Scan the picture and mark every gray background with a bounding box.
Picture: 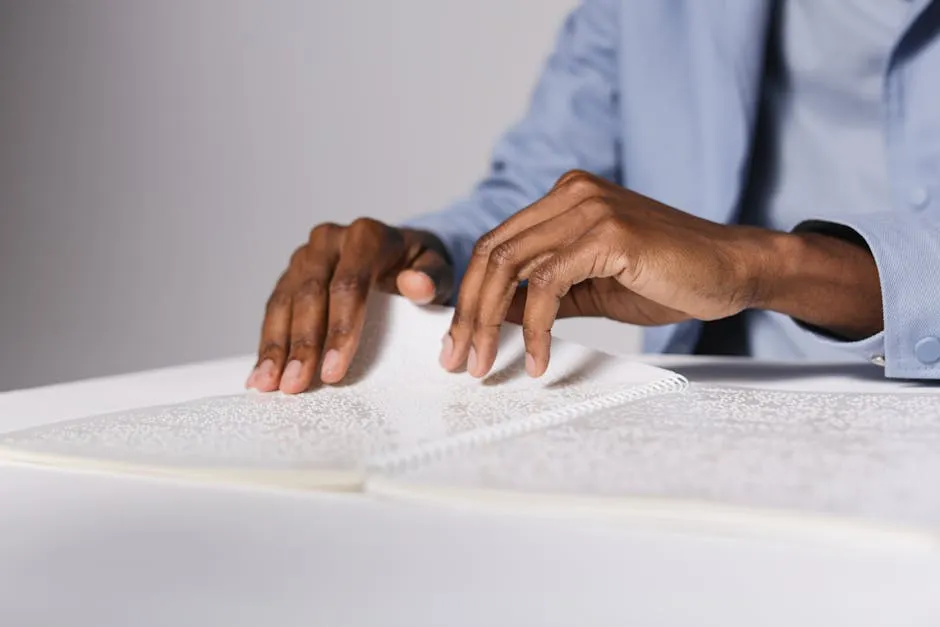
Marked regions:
[0,0,640,392]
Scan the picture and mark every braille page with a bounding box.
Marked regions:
[0,293,684,490]
[369,387,940,546]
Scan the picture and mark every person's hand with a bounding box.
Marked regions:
[438,170,779,379]
[247,219,453,393]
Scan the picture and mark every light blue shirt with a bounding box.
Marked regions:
[404,0,940,379]
[736,0,914,362]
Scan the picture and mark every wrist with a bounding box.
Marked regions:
[742,228,804,312]
[743,228,883,339]
[727,226,792,311]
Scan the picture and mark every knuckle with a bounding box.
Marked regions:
[308,222,342,243]
[472,232,499,258]
[327,323,355,339]
[289,335,318,355]
[330,272,370,296]
[348,216,384,234]
[472,318,501,334]
[295,277,328,301]
[265,290,291,313]
[451,307,480,334]
[557,170,597,196]
[288,245,308,269]
[555,169,585,187]
[347,217,395,252]
[528,266,558,290]
[258,341,287,360]
[522,325,547,344]
[490,242,518,268]
[450,308,470,329]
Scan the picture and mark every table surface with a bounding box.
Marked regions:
[1,354,939,627]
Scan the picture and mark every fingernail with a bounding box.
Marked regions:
[280,360,302,390]
[411,281,434,306]
[467,346,479,376]
[247,359,276,389]
[321,350,341,381]
[257,359,276,382]
[439,334,454,368]
[525,353,538,377]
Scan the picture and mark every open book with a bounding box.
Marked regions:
[0,294,684,489]
[2,294,939,549]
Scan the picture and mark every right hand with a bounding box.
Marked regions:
[246,219,454,394]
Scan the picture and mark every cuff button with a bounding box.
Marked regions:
[914,337,940,365]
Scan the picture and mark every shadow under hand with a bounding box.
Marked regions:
[325,292,394,388]
[545,353,615,390]
[481,325,617,390]
[481,323,527,386]
[482,352,527,386]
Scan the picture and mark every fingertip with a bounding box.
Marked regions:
[468,346,488,378]
[525,353,538,377]
[397,270,436,305]
[278,360,306,394]
[525,352,547,378]
[320,349,344,384]
[245,367,259,390]
[249,359,281,392]
[438,333,455,370]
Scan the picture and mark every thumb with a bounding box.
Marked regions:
[396,248,454,305]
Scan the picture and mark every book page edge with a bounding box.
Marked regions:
[365,476,940,554]
[0,445,364,493]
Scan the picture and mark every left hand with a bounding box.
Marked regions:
[438,170,775,378]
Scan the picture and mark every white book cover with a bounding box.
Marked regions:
[0,294,684,490]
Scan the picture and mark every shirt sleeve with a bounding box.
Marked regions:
[792,212,940,380]
[401,0,622,296]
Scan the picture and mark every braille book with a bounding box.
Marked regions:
[2,294,939,550]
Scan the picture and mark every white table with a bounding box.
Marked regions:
[1,355,938,627]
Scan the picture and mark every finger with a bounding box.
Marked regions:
[249,271,294,392]
[505,286,528,325]
[321,218,401,384]
[523,234,615,377]
[442,183,592,373]
[396,247,454,305]
[505,284,584,325]
[279,276,330,394]
[278,227,342,393]
[444,171,608,369]
[483,170,606,247]
[469,201,607,377]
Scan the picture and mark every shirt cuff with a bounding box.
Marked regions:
[793,214,940,379]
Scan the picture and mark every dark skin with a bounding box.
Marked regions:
[248,170,883,392]
[246,220,455,393]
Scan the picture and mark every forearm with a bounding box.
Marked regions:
[750,229,883,340]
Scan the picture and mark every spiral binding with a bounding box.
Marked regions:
[367,372,689,475]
